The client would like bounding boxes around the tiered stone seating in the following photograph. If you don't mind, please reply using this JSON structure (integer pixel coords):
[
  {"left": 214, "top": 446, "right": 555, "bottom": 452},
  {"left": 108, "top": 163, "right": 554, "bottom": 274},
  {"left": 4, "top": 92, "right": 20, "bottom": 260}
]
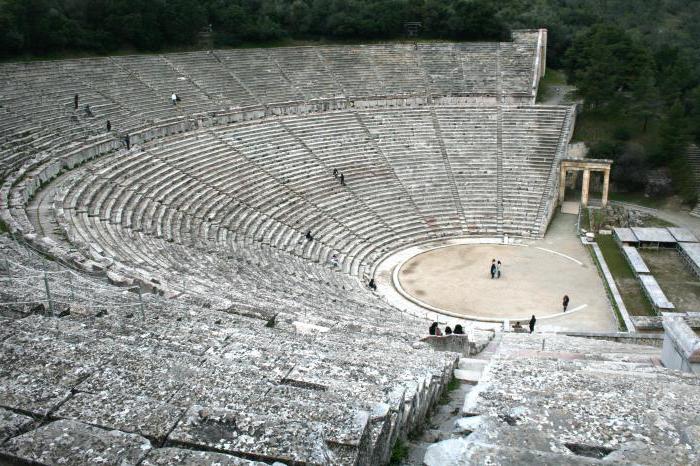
[
  {"left": 0, "top": 237, "right": 460, "bottom": 464},
  {"left": 501, "top": 106, "right": 568, "bottom": 236},
  {"left": 166, "top": 52, "right": 260, "bottom": 108},
  {"left": 435, "top": 106, "right": 499, "bottom": 234},
  {"left": 358, "top": 108, "right": 464, "bottom": 234}
]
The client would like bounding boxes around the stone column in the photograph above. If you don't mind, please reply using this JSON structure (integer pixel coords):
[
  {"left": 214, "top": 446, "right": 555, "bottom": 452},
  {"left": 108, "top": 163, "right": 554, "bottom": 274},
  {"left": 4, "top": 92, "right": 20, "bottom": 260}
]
[
  {"left": 559, "top": 165, "right": 567, "bottom": 203},
  {"left": 581, "top": 169, "right": 591, "bottom": 206},
  {"left": 601, "top": 168, "right": 610, "bottom": 207}
]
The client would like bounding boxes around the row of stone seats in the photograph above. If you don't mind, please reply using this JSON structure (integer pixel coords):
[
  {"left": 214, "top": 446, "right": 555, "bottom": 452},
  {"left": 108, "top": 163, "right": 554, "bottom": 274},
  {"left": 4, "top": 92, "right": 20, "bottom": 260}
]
[
  {"left": 0, "top": 245, "right": 460, "bottom": 464},
  {"left": 435, "top": 106, "right": 500, "bottom": 234},
  {"left": 0, "top": 33, "right": 542, "bottom": 181},
  {"left": 501, "top": 106, "right": 569, "bottom": 236},
  {"left": 38, "top": 106, "right": 570, "bottom": 290}
]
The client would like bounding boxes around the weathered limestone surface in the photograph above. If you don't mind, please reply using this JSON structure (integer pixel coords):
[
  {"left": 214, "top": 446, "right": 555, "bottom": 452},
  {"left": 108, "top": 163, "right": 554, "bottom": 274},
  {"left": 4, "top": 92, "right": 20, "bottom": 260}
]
[
  {"left": 141, "top": 448, "right": 268, "bottom": 465},
  {"left": 0, "top": 419, "right": 152, "bottom": 465},
  {"left": 451, "top": 333, "right": 700, "bottom": 465},
  {"left": 0, "top": 408, "right": 32, "bottom": 442}
]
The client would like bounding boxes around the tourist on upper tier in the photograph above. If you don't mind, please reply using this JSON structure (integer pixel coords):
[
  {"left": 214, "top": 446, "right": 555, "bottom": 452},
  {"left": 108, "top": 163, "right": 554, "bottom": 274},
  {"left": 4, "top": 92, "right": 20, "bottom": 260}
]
[
  {"left": 453, "top": 324, "right": 464, "bottom": 334},
  {"left": 429, "top": 322, "right": 437, "bottom": 335},
  {"left": 340, "top": 173, "right": 345, "bottom": 186},
  {"left": 74, "top": 94, "right": 79, "bottom": 110},
  {"left": 330, "top": 254, "right": 339, "bottom": 267},
  {"left": 445, "top": 326, "right": 452, "bottom": 335},
  {"left": 305, "top": 230, "right": 314, "bottom": 241},
  {"left": 171, "top": 93, "right": 178, "bottom": 105},
  {"left": 333, "top": 168, "right": 339, "bottom": 178},
  {"left": 368, "top": 278, "right": 377, "bottom": 291},
  {"left": 490, "top": 259, "right": 497, "bottom": 279},
  {"left": 106, "top": 120, "right": 111, "bottom": 132},
  {"left": 529, "top": 315, "right": 536, "bottom": 333},
  {"left": 496, "top": 260, "right": 502, "bottom": 278},
  {"left": 563, "top": 294, "right": 570, "bottom": 312},
  {"left": 435, "top": 326, "right": 443, "bottom": 336},
  {"left": 124, "top": 134, "right": 130, "bottom": 150}
]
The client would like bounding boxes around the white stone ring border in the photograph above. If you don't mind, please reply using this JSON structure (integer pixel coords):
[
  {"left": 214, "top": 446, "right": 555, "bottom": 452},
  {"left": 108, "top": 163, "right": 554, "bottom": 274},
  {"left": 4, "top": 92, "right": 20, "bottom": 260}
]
[{"left": 373, "top": 237, "right": 589, "bottom": 324}]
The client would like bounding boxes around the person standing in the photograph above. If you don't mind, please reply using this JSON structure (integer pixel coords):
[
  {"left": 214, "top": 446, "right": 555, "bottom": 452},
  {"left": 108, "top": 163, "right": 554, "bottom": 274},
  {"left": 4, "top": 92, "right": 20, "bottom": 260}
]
[
  {"left": 106, "top": 120, "right": 112, "bottom": 132},
  {"left": 171, "top": 93, "right": 178, "bottom": 105},
  {"left": 496, "top": 260, "right": 502, "bottom": 278},
  {"left": 529, "top": 315, "right": 536, "bottom": 333},
  {"left": 340, "top": 173, "right": 345, "bottom": 186},
  {"left": 429, "top": 322, "right": 438, "bottom": 335},
  {"left": 333, "top": 168, "right": 339, "bottom": 178},
  {"left": 490, "top": 259, "right": 496, "bottom": 279},
  {"left": 74, "top": 94, "right": 79, "bottom": 110},
  {"left": 562, "top": 295, "right": 570, "bottom": 312},
  {"left": 124, "top": 134, "right": 130, "bottom": 150}
]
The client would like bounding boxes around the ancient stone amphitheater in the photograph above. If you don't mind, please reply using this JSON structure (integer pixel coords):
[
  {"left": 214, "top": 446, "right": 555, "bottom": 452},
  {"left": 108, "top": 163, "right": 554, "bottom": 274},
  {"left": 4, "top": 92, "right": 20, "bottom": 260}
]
[{"left": 0, "top": 30, "right": 698, "bottom": 465}]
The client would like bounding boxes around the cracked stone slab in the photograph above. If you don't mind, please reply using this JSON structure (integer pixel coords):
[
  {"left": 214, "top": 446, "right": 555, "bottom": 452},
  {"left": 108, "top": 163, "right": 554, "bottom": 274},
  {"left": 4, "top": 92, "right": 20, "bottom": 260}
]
[
  {"left": 0, "top": 419, "right": 151, "bottom": 465},
  {"left": 0, "top": 408, "right": 33, "bottom": 442},
  {"left": 0, "top": 373, "right": 72, "bottom": 416},
  {"left": 53, "top": 391, "right": 185, "bottom": 442},
  {"left": 168, "top": 405, "right": 341, "bottom": 464},
  {"left": 141, "top": 447, "right": 270, "bottom": 465}
]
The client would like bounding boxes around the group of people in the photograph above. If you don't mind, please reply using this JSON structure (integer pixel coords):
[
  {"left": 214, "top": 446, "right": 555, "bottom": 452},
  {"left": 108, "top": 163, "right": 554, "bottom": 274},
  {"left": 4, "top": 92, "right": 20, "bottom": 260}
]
[
  {"left": 428, "top": 322, "right": 465, "bottom": 336},
  {"left": 332, "top": 168, "right": 345, "bottom": 186},
  {"left": 489, "top": 259, "right": 503, "bottom": 279}
]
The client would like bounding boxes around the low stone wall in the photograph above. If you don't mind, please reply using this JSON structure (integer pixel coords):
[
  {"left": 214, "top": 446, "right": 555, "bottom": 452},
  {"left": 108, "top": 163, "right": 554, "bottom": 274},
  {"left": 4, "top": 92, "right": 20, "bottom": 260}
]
[
  {"left": 560, "top": 331, "right": 664, "bottom": 348},
  {"left": 662, "top": 315, "right": 700, "bottom": 374},
  {"left": 420, "top": 334, "right": 480, "bottom": 356}
]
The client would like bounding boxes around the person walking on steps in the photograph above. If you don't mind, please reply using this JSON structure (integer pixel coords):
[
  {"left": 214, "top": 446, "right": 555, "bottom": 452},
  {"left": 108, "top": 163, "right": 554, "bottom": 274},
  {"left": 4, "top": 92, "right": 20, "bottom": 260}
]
[
  {"left": 106, "top": 120, "right": 112, "bottom": 132},
  {"left": 563, "top": 295, "right": 569, "bottom": 312},
  {"left": 490, "top": 259, "right": 497, "bottom": 279},
  {"left": 171, "top": 93, "right": 178, "bottom": 105},
  {"left": 124, "top": 134, "right": 130, "bottom": 150},
  {"left": 529, "top": 315, "right": 536, "bottom": 333},
  {"left": 340, "top": 173, "right": 345, "bottom": 186}
]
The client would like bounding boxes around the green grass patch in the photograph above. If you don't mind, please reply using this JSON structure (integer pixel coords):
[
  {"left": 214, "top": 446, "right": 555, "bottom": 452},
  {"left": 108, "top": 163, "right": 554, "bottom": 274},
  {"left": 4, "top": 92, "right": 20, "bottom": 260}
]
[
  {"left": 588, "top": 245, "right": 627, "bottom": 332},
  {"left": 608, "top": 192, "right": 668, "bottom": 209},
  {"left": 438, "top": 376, "right": 461, "bottom": 405},
  {"left": 536, "top": 69, "right": 567, "bottom": 103},
  {"left": 389, "top": 439, "right": 409, "bottom": 465},
  {"left": 596, "top": 235, "right": 655, "bottom": 316}
]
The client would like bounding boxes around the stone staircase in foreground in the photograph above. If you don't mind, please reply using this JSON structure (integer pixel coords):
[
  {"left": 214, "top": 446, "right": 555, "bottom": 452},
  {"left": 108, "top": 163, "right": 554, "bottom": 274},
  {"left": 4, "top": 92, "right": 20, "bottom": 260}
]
[{"left": 418, "top": 332, "right": 699, "bottom": 466}]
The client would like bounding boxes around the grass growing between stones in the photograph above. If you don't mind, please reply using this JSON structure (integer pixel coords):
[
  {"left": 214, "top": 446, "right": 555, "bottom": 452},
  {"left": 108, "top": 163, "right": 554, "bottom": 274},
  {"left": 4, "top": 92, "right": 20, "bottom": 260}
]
[
  {"left": 389, "top": 439, "right": 409, "bottom": 465},
  {"left": 596, "top": 235, "right": 655, "bottom": 316},
  {"left": 439, "top": 376, "right": 461, "bottom": 406}
]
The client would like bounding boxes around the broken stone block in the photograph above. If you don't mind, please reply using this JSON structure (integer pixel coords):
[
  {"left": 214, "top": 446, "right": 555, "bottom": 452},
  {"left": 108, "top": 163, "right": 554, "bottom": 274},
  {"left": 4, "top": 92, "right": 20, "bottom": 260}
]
[{"left": 1, "top": 419, "right": 151, "bottom": 465}]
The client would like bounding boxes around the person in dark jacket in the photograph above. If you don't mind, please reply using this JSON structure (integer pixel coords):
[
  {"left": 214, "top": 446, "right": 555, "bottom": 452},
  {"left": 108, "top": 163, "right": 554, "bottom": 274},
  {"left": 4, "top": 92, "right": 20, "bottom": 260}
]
[
  {"left": 490, "top": 259, "right": 497, "bottom": 279},
  {"left": 368, "top": 278, "right": 377, "bottom": 291},
  {"left": 340, "top": 173, "right": 345, "bottom": 186},
  {"left": 106, "top": 120, "right": 112, "bottom": 132},
  {"left": 562, "top": 295, "right": 570, "bottom": 312},
  {"left": 429, "top": 322, "right": 438, "bottom": 335},
  {"left": 453, "top": 324, "right": 464, "bottom": 334},
  {"left": 125, "top": 134, "right": 130, "bottom": 150},
  {"left": 529, "top": 315, "right": 536, "bottom": 333},
  {"left": 444, "top": 326, "right": 452, "bottom": 335},
  {"left": 74, "top": 94, "right": 79, "bottom": 110},
  {"left": 333, "top": 168, "right": 339, "bottom": 178},
  {"left": 305, "top": 230, "right": 314, "bottom": 241}
]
